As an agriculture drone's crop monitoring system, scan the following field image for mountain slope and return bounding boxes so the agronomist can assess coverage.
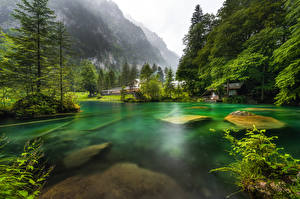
[128,17,179,69]
[0,0,176,69]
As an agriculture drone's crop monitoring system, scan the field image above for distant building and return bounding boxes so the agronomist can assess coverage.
[224,83,244,96]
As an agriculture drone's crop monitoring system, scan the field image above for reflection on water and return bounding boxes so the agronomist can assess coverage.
[0,102,300,199]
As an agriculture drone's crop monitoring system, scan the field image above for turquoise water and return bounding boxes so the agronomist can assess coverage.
[0,102,299,198]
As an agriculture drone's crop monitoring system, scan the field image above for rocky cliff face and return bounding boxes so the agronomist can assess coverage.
[0,0,178,69]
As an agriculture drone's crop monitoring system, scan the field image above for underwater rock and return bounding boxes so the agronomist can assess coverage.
[63,142,112,168]
[225,111,285,129]
[243,108,280,111]
[161,115,211,125]
[186,106,209,110]
[41,163,187,199]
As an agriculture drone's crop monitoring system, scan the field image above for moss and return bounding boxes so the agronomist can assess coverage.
[12,93,80,119]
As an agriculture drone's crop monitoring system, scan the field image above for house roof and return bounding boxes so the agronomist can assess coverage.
[224,83,243,90]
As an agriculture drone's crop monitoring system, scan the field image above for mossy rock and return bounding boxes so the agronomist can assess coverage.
[64,142,112,168]
[12,93,79,118]
[225,111,285,129]
[41,163,187,199]
[243,108,281,112]
[186,106,210,110]
[161,115,211,125]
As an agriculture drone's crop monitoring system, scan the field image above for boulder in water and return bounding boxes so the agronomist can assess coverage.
[161,115,211,125]
[63,142,112,168]
[186,106,209,110]
[41,163,187,199]
[225,111,285,129]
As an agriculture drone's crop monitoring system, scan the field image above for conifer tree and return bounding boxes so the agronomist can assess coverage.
[9,0,56,93]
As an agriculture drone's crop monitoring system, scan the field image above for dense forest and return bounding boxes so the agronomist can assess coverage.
[177,0,300,105]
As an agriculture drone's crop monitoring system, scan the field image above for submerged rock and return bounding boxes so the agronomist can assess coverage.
[63,142,112,168]
[243,108,280,111]
[161,115,211,125]
[41,163,187,199]
[225,111,285,129]
[186,106,209,110]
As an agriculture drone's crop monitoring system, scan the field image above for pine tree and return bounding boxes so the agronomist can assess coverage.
[97,68,105,94]
[120,62,130,86]
[55,21,72,109]
[9,0,57,93]
[128,64,138,89]
[157,66,164,82]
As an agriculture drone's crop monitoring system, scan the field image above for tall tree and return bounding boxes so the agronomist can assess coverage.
[140,63,153,81]
[164,69,175,98]
[128,64,138,89]
[120,62,130,86]
[273,0,300,105]
[157,66,164,82]
[97,68,105,93]
[10,0,56,93]
[55,21,72,109]
[80,60,97,97]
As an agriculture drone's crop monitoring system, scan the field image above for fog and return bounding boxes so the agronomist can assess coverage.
[113,0,225,56]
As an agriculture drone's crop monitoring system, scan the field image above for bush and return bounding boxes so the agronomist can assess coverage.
[211,127,300,199]
[0,137,53,199]
[12,93,80,118]
[223,96,246,104]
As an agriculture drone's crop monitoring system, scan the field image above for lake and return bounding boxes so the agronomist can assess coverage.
[0,102,299,199]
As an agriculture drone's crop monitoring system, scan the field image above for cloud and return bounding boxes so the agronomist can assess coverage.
[112,0,224,56]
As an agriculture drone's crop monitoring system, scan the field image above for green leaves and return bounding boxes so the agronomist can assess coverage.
[0,137,53,199]
[211,127,300,198]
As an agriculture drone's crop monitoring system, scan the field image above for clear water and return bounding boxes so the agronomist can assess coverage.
[0,102,299,198]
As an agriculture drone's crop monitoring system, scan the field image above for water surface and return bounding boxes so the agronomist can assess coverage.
[1,102,299,198]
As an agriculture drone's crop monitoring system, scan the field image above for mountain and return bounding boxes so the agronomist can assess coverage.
[0,0,178,69]
[127,15,179,70]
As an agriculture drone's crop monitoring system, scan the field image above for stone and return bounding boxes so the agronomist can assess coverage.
[225,111,285,129]
[243,108,279,111]
[186,106,209,110]
[161,115,211,125]
[63,142,112,168]
[41,163,187,199]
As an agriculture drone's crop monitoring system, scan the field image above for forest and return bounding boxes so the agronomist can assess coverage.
[177,0,300,105]
[0,0,299,199]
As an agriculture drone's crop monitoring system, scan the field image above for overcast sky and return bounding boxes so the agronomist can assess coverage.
[113,0,225,56]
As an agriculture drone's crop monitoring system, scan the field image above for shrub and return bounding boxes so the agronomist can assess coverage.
[223,96,246,104]
[0,137,53,199]
[12,93,80,118]
[211,127,300,199]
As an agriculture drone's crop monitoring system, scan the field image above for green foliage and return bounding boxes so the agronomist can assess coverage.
[140,78,162,101]
[0,137,53,199]
[80,60,97,96]
[211,127,300,199]
[177,0,300,104]
[12,93,79,118]
[223,96,246,104]
[140,63,153,81]
[163,68,175,98]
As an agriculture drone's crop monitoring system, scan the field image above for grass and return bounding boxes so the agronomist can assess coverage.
[73,92,134,103]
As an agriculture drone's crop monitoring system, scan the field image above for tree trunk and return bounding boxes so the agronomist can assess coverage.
[227,80,229,97]
[37,15,41,93]
[261,65,265,102]
[60,35,63,111]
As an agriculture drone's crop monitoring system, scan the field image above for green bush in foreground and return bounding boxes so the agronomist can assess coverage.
[211,127,300,199]
[0,137,53,199]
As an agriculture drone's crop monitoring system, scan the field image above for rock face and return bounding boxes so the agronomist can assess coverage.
[225,111,285,129]
[161,115,211,125]
[63,143,112,168]
[41,163,187,199]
